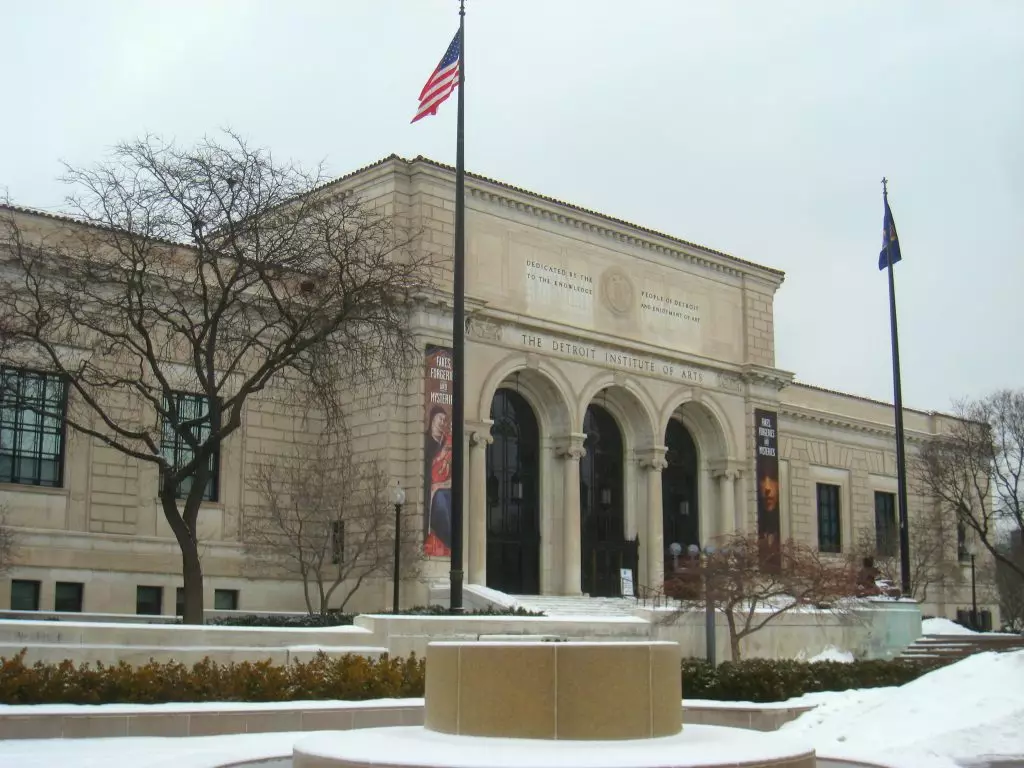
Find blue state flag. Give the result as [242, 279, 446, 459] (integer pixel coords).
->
[878, 197, 902, 270]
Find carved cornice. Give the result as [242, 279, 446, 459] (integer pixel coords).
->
[466, 185, 775, 284]
[741, 363, 795, 392]
[779, 405, 933, 444]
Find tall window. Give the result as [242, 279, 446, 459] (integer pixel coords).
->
[0, 366, 67, 487]
[160, 392, 218, 501]
[957, 518, 969, 563]
[817, 483, 842, 553]
[874, 491, 898, 558]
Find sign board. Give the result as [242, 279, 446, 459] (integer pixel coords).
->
[619, 568, 635, 598]
[754, 408, 781, 569]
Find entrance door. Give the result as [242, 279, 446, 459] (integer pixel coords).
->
[485, 388, 540, 595]
[663, 418, 699, 577]
[580, 403, 635, 597]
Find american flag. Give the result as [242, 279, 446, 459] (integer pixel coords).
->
[412, 29, 461, 124]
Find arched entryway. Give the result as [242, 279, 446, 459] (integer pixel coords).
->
[579, 402, 636, 597]
[663, 418, 700, 574]
[485, 388, 541, 595]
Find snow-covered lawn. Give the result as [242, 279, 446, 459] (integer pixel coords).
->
[781, 649, 1024, 766]
[1, 630, 1022, 767]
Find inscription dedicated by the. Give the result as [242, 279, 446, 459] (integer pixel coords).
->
[526, 260, 594, 296]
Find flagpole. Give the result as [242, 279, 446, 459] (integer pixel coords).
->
[449, 0, 467, 614]
[882, 177, 912, 596]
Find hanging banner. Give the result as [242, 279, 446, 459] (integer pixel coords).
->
[423, 345, 454, 557]
[754, 409, 781, 567]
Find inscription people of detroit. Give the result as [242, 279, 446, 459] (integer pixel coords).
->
[520, 332, 705, 384]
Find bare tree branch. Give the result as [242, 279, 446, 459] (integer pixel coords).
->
[0, 131, 432, 623]
[915, 391, 1024, 586]
[663, 533, 859, 661]
[243, 432, 422, 614]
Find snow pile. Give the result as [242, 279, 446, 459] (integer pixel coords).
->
[799, 645, 854, 663]
[782, 649, 1024, 765]
[921, 617, 977, 635]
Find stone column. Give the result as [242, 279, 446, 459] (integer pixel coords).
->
[556, 435, 587, 596]
[639, 448, 668, 592]
[467, 426, 493, 586]
[714, 468, 737, 539]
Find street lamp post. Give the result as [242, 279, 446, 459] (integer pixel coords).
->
[390, 483, 406, 613]
[688, 543, 717, 667]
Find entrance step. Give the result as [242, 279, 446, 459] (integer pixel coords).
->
[508, 594, 642, 618]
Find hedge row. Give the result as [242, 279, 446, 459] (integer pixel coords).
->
[0, 650, 425, 705]
[681, 657, 946, 702]
[0, 650, 944, 706]
[207, 605, 544, 628]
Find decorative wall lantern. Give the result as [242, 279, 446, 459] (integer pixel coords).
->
[600, 486, 612, 506]
[510, 471, 523, 502]
[679, 500, 690, 517]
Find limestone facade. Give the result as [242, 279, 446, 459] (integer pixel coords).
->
[0, 156, 994, 622]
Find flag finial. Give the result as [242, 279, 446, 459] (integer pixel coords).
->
[881, 176, 888, 197]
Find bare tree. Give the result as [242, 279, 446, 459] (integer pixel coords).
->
[664, 532, 859, 661]
[849, 500, 959, 604]
[916, 390, 1024, 586]
[244, 434, 421, 615]
[996, 532, 1024, 632]
[0, 132, 430, 623]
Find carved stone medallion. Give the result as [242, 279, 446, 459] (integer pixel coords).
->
[600, 267, 635, 315]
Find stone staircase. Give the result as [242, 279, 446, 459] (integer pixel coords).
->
[898, 632, 1024, 663]
[505, 594, 644, 618]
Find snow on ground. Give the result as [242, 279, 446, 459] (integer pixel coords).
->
[921, 616, 978, 635]
[795, 645, 855, 663]
[0, 732, 305, 768]
[782, 649, 1024, 765]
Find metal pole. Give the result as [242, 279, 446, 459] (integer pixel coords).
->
[970, 553, 978, 630]
[449, 0, 467, 614]
[704, 551, 716, 667]
[393, 502, 402, 613]
[882, 178, 912, 596]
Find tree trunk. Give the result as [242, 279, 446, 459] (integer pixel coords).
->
[725, 612, 742, 661]
[162, 494, 205, 625]
[181, 541, 205, 625]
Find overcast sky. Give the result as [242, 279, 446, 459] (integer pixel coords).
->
[3, 1, 1021, 414]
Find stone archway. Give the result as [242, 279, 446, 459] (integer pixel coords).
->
[574, 380, 657, 597]
[662, 417, 700, 574]
[579, 401, 627, 597]
[659, 395, 736, 568]
[485, 388, 541, 595]
[470, 357, 575, 593]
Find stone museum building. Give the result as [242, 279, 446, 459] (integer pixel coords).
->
[0, 155, 986, 621]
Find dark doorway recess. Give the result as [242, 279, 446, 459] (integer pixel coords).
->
[663, 418, 700, 576]
[580, 402, 638, 597]
[486, 388, 541, 595]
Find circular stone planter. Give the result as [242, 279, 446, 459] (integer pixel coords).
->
[291, 641, 816, 768]
[425, 640, 682, 740]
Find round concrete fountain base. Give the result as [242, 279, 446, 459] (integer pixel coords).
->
[292, 724, 816, 768]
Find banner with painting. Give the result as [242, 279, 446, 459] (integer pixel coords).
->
[754, 409, 781, 569]
[423, 345, 454, 557]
